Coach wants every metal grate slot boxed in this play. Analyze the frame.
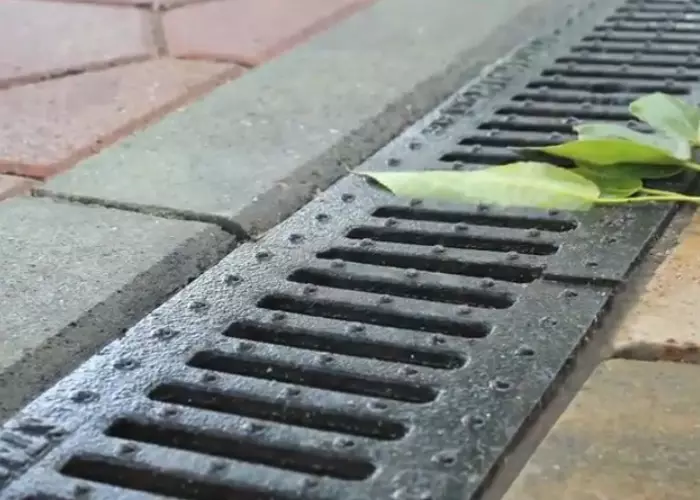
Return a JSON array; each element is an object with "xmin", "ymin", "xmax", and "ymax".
[
  {"xmin": 458, "ymin": 130, "xmax": 568, "ymax": 148},
  {"xmin": 511, "ymin": 90, "xmax": 638, "ymax": 104},
  {"xmin": 149, "ymin": 383, "xmax": 407, "ymax": 440},
  {"xmin": 572, "ymin": 41, "xmax": 699, "ymax": 56},
  {"xmin": 61, "ymin": 455, "xmax": 296, "ymax": 500},
  {"xmin": 441, "ymin": 148, "xmax": 573, "ymax": 168},
  {"xmin": 617, "ymin": 5, "xmax": 700, "ymax": 13},
  {"xmin": 371, "ymin": 206, "xmax": 576, "ymax": 231},
  {"xmin": 317, "ymin": 247, "xmax": 543, "ymax": 283},
  {"xmin": 596, "ymin": 21, "xmax": 700, "ymax": 33},
  {"xmin": 494, "ymin": 103, "xmax": 632, "ymax": 120},
  {"xmin": 542, "ymin": 65, "xmax": 699, "ymax": 81},
  {"xmin": 223, "ymin": 320, "xmax": 466, "ymax": 369},
  {"xmin": 257, "ymin": 294, "xmax": 491, "ymax": 337},
  {"xmin": 287, "ymin": 267, "xmax": 515, "ymax": 309},
  {"xmin": 526, "ymin": 77, "xmax": 689, "ymax": 94},
  {"xmin": 479, "ymin": 117, "xmax": 582, "ymax": 133},
  {"xmin": 556, "ymin": 54, "xmax": 700, "ymax": 69},
  {"xmin": 583, "ymin": 32, "xmax": 700, "ymax": 44},
  {"xmin": 106, "ymin": 417, "xmax": 376, "ymax": 480},
  {"xmin": 617, "ymin": 4, "xmax": 700, "ymax": 13},
  {"xmin": 608, "ymin": 12, "xmax": 700, "ymax": 21},
  {"xmin": 187, "ymin": 350, "xmax": 437, "ymax": 403},
  {"xmin": 345, "ymin": 226, "xmax": 558, "ymax": 255},
  {"xmin": 438, "ymin": 148, "xmax": 520, "ymax": 165}
]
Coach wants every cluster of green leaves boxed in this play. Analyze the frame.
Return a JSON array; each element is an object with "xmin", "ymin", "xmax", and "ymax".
[{"xmin": 360, "ymin": 93, "xmax": 700, "ymax": 210}]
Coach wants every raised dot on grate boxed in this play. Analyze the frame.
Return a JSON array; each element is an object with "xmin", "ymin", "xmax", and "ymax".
[{"xmin": 518, "ymin": 346, "xmax": 536, "ymax": 357}]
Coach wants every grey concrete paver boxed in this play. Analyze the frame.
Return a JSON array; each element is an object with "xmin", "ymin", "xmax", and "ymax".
[{"xmin": 0, "ymin": 197, "xmax": 235, "ymax": 422}]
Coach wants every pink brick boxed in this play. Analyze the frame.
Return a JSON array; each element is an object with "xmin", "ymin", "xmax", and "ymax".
[
  {"xmin": 0, "ymin": 175, "xmax": 34, "ymax": 201},
  {"xmin": 163, "ymin": 0, "xmax": 375, "ymax": 66},
  {"xmin": 0, "ymin": 0, "xmax": 154, "ymax": 87},
  {"xmin": 0, "ymin": 59, "xmax": 243, "ymax": 179}
]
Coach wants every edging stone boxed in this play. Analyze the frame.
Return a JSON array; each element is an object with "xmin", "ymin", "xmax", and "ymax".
[{"xmin": 0, "ymin": 196, "xmax": 236, "ymax": 422}]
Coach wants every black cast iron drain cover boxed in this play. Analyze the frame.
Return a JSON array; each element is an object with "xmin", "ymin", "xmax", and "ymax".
[{"xmin": 3, "ymin": 0, "xmax": 700, "ymax": 498}]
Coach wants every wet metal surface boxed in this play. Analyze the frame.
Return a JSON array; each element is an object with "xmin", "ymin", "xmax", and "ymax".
[{"xmin": 3, "ymin": 0, "xmax": 700, "ymax": 498}]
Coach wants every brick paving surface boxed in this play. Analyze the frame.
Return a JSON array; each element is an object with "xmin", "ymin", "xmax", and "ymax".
[
  {"xmin": 503, "ymin": 360, "xmax": 700, "ymax": 500},
  {"xmin": 163, "ymin": 0, "xmax": 374, "ymax": 65},
  {"xmin": 613, "ymin": 213, "xmax": 700, "ymax": 363},
  {"xmin": 0, "ymin": 0, "xmax": 375, "ymax": 191},
  {"xmin": 0, "ymin": 175, "xmax": 34, "ymax": 202},
  {"xmin": 0, "ymin": 59, "xmax": 240, "ymax": 179},
  {"xmin": 0, "ymin": 0, "xmax": 154, "ymax": 86}
]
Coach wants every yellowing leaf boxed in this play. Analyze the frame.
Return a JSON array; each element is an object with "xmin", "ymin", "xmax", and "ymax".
[
  {"xmin": 358, "ymin": 162, "xmax": 600, "ymax": 210},
  {"xmin": 574, "ymin": 122, "xmax": 690, "ymax": 160},
  {"xmin": 629, "ymin": 92, "xmax": 700, "ymax": 144},
  {"xmin": 529, "ymin": 138, "xmax": 685, "ymax": 167}
]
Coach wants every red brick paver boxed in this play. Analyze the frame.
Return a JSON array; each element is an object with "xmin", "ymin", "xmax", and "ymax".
[
  {"xmin": 0, "ymin": 59, "xmax": 242, "ymax": 179},
  {"xmin": 0, "ymin": 175, "xmax": 34, "ymax": 202},
  {"xmin": 0, "ymin": 0, "xmax": 154, "ymax": 88},
  {"xmin": 163, "ymin": 0, "xmax": 374, "ymax": 66}
]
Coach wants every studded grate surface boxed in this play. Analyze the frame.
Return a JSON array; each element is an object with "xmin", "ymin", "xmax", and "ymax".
[{"xmin": 3, "ymin": 0, "xmax": 700, "ymax": 499}]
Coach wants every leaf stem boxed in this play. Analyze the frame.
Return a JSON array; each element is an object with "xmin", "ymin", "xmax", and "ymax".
[
  {"xmin": 595, "ymin": 194, "xmax": 700, "ymax": 205},
  {"xmin": 683, "ymin": 161, "xmax": 700, "ymax": 173},
  {"xmin": 639, "ymin": 187, "xmax": 700, "ymax": 201}
]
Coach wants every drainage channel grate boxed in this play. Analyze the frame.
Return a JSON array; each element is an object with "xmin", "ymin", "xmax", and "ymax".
[{"xmin": 2, "ymin": 0, "xmax": 699, "ymax": 499}]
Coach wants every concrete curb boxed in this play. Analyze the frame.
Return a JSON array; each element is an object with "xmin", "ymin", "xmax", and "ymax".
[
  {"xmin": 39, "ymin": 0, "xmax": 582, "ymax": 236},
  {"xmin": 0, "ymin": 197, "xmax": 236, "ymax": 422}
]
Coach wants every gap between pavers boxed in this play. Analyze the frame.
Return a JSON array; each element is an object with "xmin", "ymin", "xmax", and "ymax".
[
  {"xmin": 501, "ymin": 359, "xmax": 700, "ymax": 500},
  {"xmin": 38, "ymin": 0, "xmax": 580, "ymax": 237},
  {"xmin": 612, "ymin": 211, "xmax": 700, "ymax": 363},
  {"xmin": 0, "ymin": 196, "xmax": 236, "ymax": 423}
]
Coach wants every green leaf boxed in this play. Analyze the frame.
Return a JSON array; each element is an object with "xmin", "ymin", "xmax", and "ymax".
[
  {"xmin": 629, "ymin": 92, "xmax": 700, "ymax": 144},
  {"xmin": 572, "ymin": 167, "xmax": 642, "ymax": 198},
  {"xmin": 358, "ymin": 162, "xmax": 600, "ymax": 210},
  {"xmin": 574, "ymin": 122, "xmax": 690, "ymax": 160},
  {"xmin": 577, "ymin": 162, "xmax": 683, "ymax": 180},
  {"xmin": 528, "ymin": 138, "xmax": 686, "ymax": 167}
]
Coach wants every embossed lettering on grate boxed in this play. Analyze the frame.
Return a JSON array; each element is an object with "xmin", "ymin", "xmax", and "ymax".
[
  {"xmin": 1, "ymin": 0, "xmax": 697, "ymax": 499},
  {"xmin": 405, "ymin": 0, "xmax": 700, "ymax": 171}
]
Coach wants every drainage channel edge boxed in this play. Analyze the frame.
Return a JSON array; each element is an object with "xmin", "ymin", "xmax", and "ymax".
[{"xmin": 2, "ymin": 0, "xmax": 699, "ymax": 498}]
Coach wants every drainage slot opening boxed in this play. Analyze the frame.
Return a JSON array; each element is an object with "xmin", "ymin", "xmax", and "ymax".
[
  {"xmin": 149, "ymin": 383, "xmax": 407, "ymax": 440},
  {"xmin": 541, "ymin": 68, "xmax": 697, "ymax": 82},
  {"xmin": 317, "ymin": 248, "xmax": 542, "ymax": 283},
  {"xmin": 511, "ymin": 91, "xmax": 634, "ymax": 105},
  {"xmin": 288, "ymin": 268, "xmax": 514, "ymax": 309},
  {"xmin": 573, "ymin": 43, "xmax": 696, "ymax": 57},
  {"xmin": 223, "ymin": 321, "xmax": 465, "ymax": 369},
  {"xmin": 258, "ymin": 294, "xmax": 490, "ymax": 338},
  {"xmin": 438, "ymin": 150, "xmax": 519, "ymax": 165},
  {"xmin": 61, "ymin": 455, "xmax": 295, "ymax": 500},
  {"xmin": 527, "ymin": 79, "xmax": 689, "ymax": 94},
  {"xmin": 372, "ymin": 206, "xmax": 577, "ymax": 232},
  {"xmin": 494, "ymin": 105, "xmax": 631, "ymax": 121},
  {"xmin": 106, "ymin": 418, "xmax": 375, "ymax": 480},
  {"xmin": 478, "ymin": 120, "xmax": 575, "ymax": 134},
  {"xmin": 188, "ymin": 350, "xmax": 437, "ymax": 404},
  {"xmin": 458, "ymin": 134, "xmax": 563, "ymax": 148},
  {"xmin": 346, "ymin": 227, "xmax": 558, "ymax": 256}
]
